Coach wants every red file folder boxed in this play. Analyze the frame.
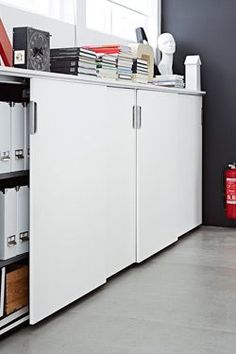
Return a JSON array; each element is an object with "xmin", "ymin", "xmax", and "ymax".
[{"xmin": 0, "ymin": 19, "xmax": 13, "ymax": 66}]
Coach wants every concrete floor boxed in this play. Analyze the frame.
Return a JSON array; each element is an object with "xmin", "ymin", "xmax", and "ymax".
[{"xmin": 1, "ymin": 226, "xmax": 236, "ymax": 354}]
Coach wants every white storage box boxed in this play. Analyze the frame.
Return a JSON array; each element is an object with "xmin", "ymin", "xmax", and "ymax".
[
  {"xmin": 16, "ymin": 186, "xmax": 29, "ymax": 255},
  {"xmin": 0, "ymin": 188, "xmax": 17, "ymax": 260},
  {"xmin": 0, "ymin": 102, "xmax": 11, "ymax": 174}
]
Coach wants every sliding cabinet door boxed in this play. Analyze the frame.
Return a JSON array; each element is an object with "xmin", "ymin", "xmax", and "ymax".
[
  {"xmin": 30, "ymin": 78, "xmax": 107, "ymax": 324},
  {"xmin": 137, "ymin": 91, "xmax": 179, "ymax": 262},
  {"xmin": 105, "ymin": 87, "xmax": 136, "ymax": 278}
]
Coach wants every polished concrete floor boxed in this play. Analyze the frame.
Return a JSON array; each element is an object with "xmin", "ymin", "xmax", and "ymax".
[{"xmin": 1, "ymin": 226, "xmax": 236, "ymax": 354}]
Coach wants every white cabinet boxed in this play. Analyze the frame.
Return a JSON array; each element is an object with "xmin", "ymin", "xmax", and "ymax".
[
  {"xmin": 29, "ymin": 78, "xmax": 107, "ymax": 324},
  {"xmin": 24, "ymin": 79, "xmax": 203, "ymax": 323},
  {"xmin": 136, "ymin": 90, "xmax": 202, "ymax": 262},
  {"xmin": 105, "ymin": 87, "xmax": 136, "ymax": 278},
  {"xmin": 0, "ymin": 69, "xmax": 203, "ymax": 331}
]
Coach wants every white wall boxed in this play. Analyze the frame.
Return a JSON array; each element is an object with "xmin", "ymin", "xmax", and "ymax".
[{"xmin": 0, "ymin": 3, "xmax": 76, "ymax": 48}]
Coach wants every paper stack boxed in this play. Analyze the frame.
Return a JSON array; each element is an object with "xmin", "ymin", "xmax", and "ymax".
[
  {"xmin": 116, "ymin": 46, "xmax": 133, "ymax": 81},
  {"xmin": 77, "ymin": 48, "xmax": 97, "ymax": 76},
  {"xmin": 82, "ymin": 44, "xmax": 133, "ymax": 81},
  {"xmin": 151, "ymin": 75, "xmax": 185, "ymax": 88},
  {"xmin": 132, "ymin": 58, "xmax": 149, "ymax": 83},
  {"xmin": 96, "ymin": 54, "xmax": 117, "ymax": 80}
]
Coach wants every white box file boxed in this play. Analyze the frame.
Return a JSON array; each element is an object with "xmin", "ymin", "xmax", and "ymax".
[
  {"xmin": 16, "ymin": 186, "xmax": 29, "ymax": 255},
  {"xmin": 24, "ymin": 104, "xmax": 29, "ymax": 170},
  {"xmin": 0, "ymin": 188, "xmax": 17, "ymax": 260},
  {"xmin": 0, "ymin": 102, "xmax": 11, "ymax": 174},
  {"xmin": 11, "ymin": 103, "xmax": 25, "ymax": 172}
]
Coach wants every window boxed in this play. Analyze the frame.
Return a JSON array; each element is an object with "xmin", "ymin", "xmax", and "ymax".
[
  {"xmin": 0, "ymin": 0, "xmax": 76, "ymax": 24},
  {"xmin": 86, "ymin": 0, "xmax": 160, "ymax": 48},
  {"xmin": 1, "ymin": 0, "xmax": 161, "ymax": 49}
]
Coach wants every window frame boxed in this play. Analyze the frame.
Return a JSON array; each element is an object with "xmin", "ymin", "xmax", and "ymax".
[
  {"xmin": 75, "ymin": 0, "xmax": 161, "ymax": 53},
  {"xmin": 0, "ymin": 0, "xmax": 76, "ymax": 24}
]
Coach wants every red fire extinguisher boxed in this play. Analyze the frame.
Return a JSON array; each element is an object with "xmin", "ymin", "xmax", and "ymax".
[{"xmin": 225, "ymin": 163, "xmax": 236, "ymax": 220}]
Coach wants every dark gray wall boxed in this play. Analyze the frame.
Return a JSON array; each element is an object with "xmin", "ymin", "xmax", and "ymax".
[{"xmin": 162, "ymin": 0, "xmax": 236, "ymax": 226}]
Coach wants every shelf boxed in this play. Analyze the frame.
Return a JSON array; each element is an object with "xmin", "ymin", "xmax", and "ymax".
[
  {"xmin": 0, "ymin": 314, "xmax": 29, "ymax": 336},
  {"xmin": 0, "ymin": 75, "xmax": 27, "ymax": 86},
  {"xmin": 0, "ymin": 81, "xmax": 29, "ymax": 103},
  {"xmin": 0, "ymin": 66, "xmax": 206, "ymax": 96},
  {"xmin": 0, "ymin": 171, "xmax": 29, "ymax": 190},
  {"xmin": 0, "ymin": 253, "xmax": 29, "ymax": 269},
  {"xmin": 0, "ymin": 171, "xmax": 29, "ymax": 181},
  {"xmin": 0, "ymin": 306, "xmax": 29, "ymax": 329}
]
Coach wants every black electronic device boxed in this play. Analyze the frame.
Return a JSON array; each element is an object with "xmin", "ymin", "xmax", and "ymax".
[
  {"xmin": 135, "ymin": 27, "xmax": 148, "ymax": 44},
  {"xmin": 13, "ymin": 27, "xmax": 50, "ymax": 71}
]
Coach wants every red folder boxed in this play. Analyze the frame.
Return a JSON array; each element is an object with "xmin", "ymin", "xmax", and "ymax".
[
  {"xmin": 83, "ymin": 45, "xmax": 121, "ymax": 54},
  {"xmin": 0, "ymin": 19, "xmax": 13, "ymax": 66}
]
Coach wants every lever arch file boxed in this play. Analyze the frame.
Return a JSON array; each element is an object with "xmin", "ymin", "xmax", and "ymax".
[
  {"xmin": 24, "ymin": 104, "xmax": 29, "ymax": 170},
  {"xmin": 0, "ymin": 102, "xmax": 11, "ymax": 174},
  {"xmin": 11, "ymin": 103, "xmax": 25, "ymax": 172},
  {"xmin": 16, "ymin": 186, "xmax": 29, "ymax": 255},
  {"xmin": 0, "ymin": 188, "xmax": 17, "ymax": 260}
]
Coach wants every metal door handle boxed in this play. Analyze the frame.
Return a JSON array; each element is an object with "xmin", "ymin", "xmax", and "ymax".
[
  {"xmin": 137, "ymin": 106, "xmax": 142, "ymax": 129},
  {"xmin": 29, "ymin": 101, "xmax": 37, "ymax": 135},
  {"xmin": 133, "ymin": 105, "xmax": 142, "ymax": 129},
  {"xmin": 132, "ymin": 105, "xmax": 136, "ymax": 128}
]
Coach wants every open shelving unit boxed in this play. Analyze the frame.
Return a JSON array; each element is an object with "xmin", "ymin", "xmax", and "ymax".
[
  {"xmin": 0, "ymin": 75, "xmax": 30, "ymax": 335},
  {"xmin": 0, "ymin": 253, "xmax": 28, "ymax": 269}
]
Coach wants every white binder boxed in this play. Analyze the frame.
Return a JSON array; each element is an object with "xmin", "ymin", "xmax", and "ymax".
[
  {"xmin": 11, "ymin": 103, "xmax": 25, "ymax": 172},
  {"xmin": 0, "ymin": 188, "xmax": 17, "ymax": 260},
  {"xmin": 0, "ymin": 102, "xmax": 11, "ymax": 174},
  {"xmin": 16, "ymin": 186, "xmax": 29, "ymax": 255},
  {"xmin": 24, "ymin": 104, "xmax": 30, "ymax": 170}
]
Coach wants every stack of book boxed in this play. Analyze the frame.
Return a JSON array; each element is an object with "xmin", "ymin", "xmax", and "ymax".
[
  {"xmin": 50, "ymin": 47, "xmax": 97, "ymax": 77},
  {"xmin": 151, "ymin": 75, "xmax": 184, "ymax": 88},
  {"xmin": 83, "ymin": 44, "xmax": 133, "ymax": 81},
  {"xmin": 96, "ymin": 54, "xmax": 117, "ymax": 80},
  {"xmin": 116, "ymin": 46, "xmax": 133, "ymax": 81},
  {"xmin": 132, "ymin": 58, "xmax": 149, "ymax": 83}
]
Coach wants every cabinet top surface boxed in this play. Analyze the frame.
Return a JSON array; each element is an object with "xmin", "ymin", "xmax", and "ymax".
[{"xmin": 0, "ymin": 66, "xmax": 205, "ymax": 96}]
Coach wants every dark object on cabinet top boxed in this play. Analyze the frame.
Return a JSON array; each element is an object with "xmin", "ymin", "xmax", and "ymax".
[{"xmin": 13, "ymin": 27, "xmax": 50, "ymax": 72}]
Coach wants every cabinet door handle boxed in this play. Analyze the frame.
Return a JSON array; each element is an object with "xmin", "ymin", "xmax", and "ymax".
[
  {"xmin": 132, "ymin": 105, "xmax": 137, "ymax": 129},
  {"xmin": 132, "ymin": 105, "xmax": 135, "ymax": 128},
  {"xmin": 137, "ymin": 106, "xmax": 142, "ymax": 129},
  {"xmin": 133, "ymin": 105, "xmax": 142, "ymax": 129},
  {"xmin": 29, "ymin": 101, "xmax": 37, "ymax": 135}
]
